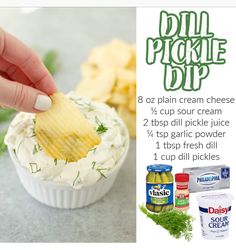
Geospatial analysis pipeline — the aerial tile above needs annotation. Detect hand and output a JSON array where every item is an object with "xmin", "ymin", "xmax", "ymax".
[{"xmin": 0, "ymin": 28, "xmax": 57, "ymax": 113}]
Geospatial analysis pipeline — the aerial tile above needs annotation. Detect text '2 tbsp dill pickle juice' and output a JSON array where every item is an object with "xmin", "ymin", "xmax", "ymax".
[{"xmin": 146, "ymin": 164, "xmax": 174, "ymax": 212}]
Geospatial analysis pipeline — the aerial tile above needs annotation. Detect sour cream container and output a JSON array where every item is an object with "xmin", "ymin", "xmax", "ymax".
[{"xmin": 197, "ymin": 192, "xmax": 233, "ymax": 240}]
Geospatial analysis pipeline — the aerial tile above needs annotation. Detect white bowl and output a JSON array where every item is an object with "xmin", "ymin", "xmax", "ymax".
[{"xmin": 8, "ymin": 136, "xmax": 129, "ymax": 209}]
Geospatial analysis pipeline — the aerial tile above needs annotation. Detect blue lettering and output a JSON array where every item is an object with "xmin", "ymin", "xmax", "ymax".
[{"xmin": 208, "ymin": 216, "xmax": 229, "ymax": 228}]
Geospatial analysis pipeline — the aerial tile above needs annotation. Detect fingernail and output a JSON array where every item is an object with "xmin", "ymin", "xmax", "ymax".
[{"xmin": 34, "ymin": 95, "xmax": 51, "ymax": 111}]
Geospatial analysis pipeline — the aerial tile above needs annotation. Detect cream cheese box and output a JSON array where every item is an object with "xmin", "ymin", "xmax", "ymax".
[{"xmin": 183, "ymin": 165, "xmax": 230, "ymax": 193}]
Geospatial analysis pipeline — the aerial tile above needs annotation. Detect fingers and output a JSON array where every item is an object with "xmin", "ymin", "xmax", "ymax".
[
  {"xmin": 0, "ymin": 70, "xmax": 11, "ymax": 80},
  {"xmin": 0, "ymin": 76, "xmax": 52, "ymax": 113},
  {"xmin": 0, "ymin": 28, "xmax": 57, "ymax": 95},
  {"xmin": 0, "ymin": 57, "xmax": 33, "ymax": 86}
]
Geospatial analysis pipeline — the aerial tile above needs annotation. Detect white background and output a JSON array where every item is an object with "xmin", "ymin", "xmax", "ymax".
[
  {"xmin": 137, "ymin": 7, "xmax": 236, "ymax": 248},
  {"xmin": 1, "ymin": 0, "xmax": 236, "ymax": 7},
  {"xmin": 1, "ymin": 1, "xmax": 236, "ymax": 249}
]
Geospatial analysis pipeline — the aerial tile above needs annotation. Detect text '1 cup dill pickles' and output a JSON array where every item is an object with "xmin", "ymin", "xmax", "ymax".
[{"xmin": 146, "ymin": 164, "xmax": 174, "ymax": 213}]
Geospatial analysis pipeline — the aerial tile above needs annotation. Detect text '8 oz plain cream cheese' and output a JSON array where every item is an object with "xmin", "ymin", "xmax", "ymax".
[{"xmin": 197, "ymin": 192, "xmax": 233, "ymax": 240}]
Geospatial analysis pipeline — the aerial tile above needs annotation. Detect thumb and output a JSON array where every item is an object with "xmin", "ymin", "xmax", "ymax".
[{"xmin": 0, "ymin": 76, "xmax": 52, "ymax": 113}]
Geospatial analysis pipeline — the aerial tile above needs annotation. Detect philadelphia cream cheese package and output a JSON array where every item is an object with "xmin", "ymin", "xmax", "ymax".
[{"xmin": 183, "ymin": 165, "xmax": 230, "ymax": 193}]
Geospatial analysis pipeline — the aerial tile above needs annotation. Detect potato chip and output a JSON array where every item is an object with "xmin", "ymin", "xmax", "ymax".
[
  {"xmin": 75, "ymin": 39, "xmax": 137, "ymax": 137},
  {"xmin": 35, "ymin": 92, "xmax": 100, "ymax": 162},
  {"xmin": 127, "ymin": 44, "xmax": 136, "ymax": 70},
  {"xmin": 117, "ymin": 68, "xmax": 136, "ymax": 86},
  {"xmin": 128, "ymin": 85, "xmax": 136, "ymax": 112},
  {"xmin": 108, "ymin": 39, "xmax": 133, "ymax": 68},
  {"xmin": 86, "ymin": 39, "xmax": 132, "ymax": 69},
  {"xmin": 87, "ymin": 47, "xmax": 111, "ymax": 69},
  {"xmin": 76, "ymin": 68, "xmax": 115, "ymax": 101},
  {"xmin": 81, "ymin": 63, "xmax": 99, "ymax": 78},
  {"xmin": 108, "ymin": 90, "xmax": 128, "ymax": 106},
  {"xmin": 95, "ymin": 93, "xmax": 112, "ymax": 103}
]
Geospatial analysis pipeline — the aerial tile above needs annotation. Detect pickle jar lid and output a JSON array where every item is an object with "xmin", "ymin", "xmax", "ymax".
[{"xmin": 147, "ymin": 164, "xmax": 172, "ymax": 172}]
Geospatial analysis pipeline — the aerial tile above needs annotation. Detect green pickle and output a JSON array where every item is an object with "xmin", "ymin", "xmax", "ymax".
[
  {"xmin": 146, "ymin": 171, "xmax": 156, "ymax": 183},
  {"xmin": 146, "ymin": 164, "xmax": 174, "ymax": 213},
  {"xmin": 153, "ymin": 205, "xmax": 161, "ymax": 212},
  {"xmin": 166, "ymin": 171, "xmax": 174, "ymax": 182},
  {"xmin": 161, "ymin": 205, "xmax": 166, "ymax": 212},
  {"xmin": 160, "ymin": 172, "xmax": 169, "ymax": 183},
  {"xmin": 146, "ymin": 204, "xmax": 154, "ymax": 211},
  {"xmin": 155, "ymin": 172, "xmax": 162, "ymax": 183}
]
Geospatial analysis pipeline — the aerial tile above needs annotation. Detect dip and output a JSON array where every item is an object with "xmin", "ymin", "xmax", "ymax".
[{"xmin": 5, "ymin": 92, "xmax": 128, "ymax": 190}]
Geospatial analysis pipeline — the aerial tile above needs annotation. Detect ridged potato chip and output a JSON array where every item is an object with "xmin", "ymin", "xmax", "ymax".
[
  {"xmin": 87, "ymin": 39, "xmax": 132, "ymax": 69},
  {"xmin": 35, "ymin": 92, "xmax": 100, "ymax": 162},
  {"xmin": 128, "ymin": 85, "xmax": 136, "ymax": 112},
  {"xmin": 108, "ymin": 91, "xmax": 127, "ymax": 106},
  {"xmin": 76, "ymin": 68, "xmax": 115, "ymax": 102},
  {"xmin": 117, "ymin": 68, "xmax": 136, "ymax": 86}
]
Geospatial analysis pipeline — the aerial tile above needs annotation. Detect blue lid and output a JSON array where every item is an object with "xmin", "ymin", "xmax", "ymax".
[{"xmin": 147, "ymin": 164, "xmax": 172, "ymax": 172}]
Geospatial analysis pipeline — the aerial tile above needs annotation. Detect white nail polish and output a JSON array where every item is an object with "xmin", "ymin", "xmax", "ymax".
[{"xmin": 34, "ymin": 95, "xmax": 52, "ymax": 111}]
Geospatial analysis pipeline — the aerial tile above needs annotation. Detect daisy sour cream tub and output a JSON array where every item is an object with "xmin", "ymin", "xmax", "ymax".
[{"xmin": 197, "ymin": 192, "xmax": 233, "ymax": 240}]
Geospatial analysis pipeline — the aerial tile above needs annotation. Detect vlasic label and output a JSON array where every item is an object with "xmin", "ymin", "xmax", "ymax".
[{"xmin": 146, "ymin": 183, "xmax": 173, "ymax": 205}]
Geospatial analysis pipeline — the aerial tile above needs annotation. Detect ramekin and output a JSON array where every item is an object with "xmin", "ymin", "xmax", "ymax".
[{"xmin": 8, "ymin": 132, "xmax": 129, "ymax": 209}]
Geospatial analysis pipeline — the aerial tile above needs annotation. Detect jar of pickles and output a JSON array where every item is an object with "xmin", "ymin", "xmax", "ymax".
[{"xmin": 146, "ymin": 164, "xmax": 174, "ymax": 213}]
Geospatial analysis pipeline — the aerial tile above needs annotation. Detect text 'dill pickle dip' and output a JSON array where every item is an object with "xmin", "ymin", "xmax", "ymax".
[{"xmin": 146, "ymin": 164, "xmax": 174, "ymax": 212}]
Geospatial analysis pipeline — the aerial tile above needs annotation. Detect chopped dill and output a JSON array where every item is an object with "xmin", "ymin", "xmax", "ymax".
[
  {"xmin": 70, "ymin": 98, "xmax": 94, "ymax": 112},
  {"xmin": 16, "ymin": 138, "xmax": 25, "ymax": 154},
  {"xmin": 54, "ymin": 158, "xmax": 58, "ymax": 166},
  {"xmin": 97, "ymin": 168, "xmax": 107, "ymax": 178},
  {"xmin": 91, "ymin": 161, "xmax": 96, "ymax": 169},
  {"xmin": 29, "ymin": 162, "xmax": 41, "ymax": 173},
  {"xmin": 30, "ymin": 128, "xmax": 36, "ymax": 137},
  {"xmin": 38, "ymin": 144, "xmax": 42, "ymax": 151},
  {"xmin": 33, "ymin": 145, "xmax": 38, "ymax": 155},
  {"xmin": 89, "ymin": 147, "xmax": 97, "ymax": 153},
  {"xmin": 96, "ymin": 123, "xmax": 108, "ymax": 135},
  {"xmin": 95, "ymin": 116, "xmax": 108, "ymax": 135},
  {"xmin": 32, "ymin": 144, "xmax": 42, "ymax": 155},
  {"xmin": 95, "ymin": 116, "xmax": 101, "ymax": 125},
  {"xmin": 73, "ymin": 171, "xmax": 80, "ymax": 186},
  {"xmin": 83, "ymin": 101, "xmax": 95, "ymax": 112}
]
